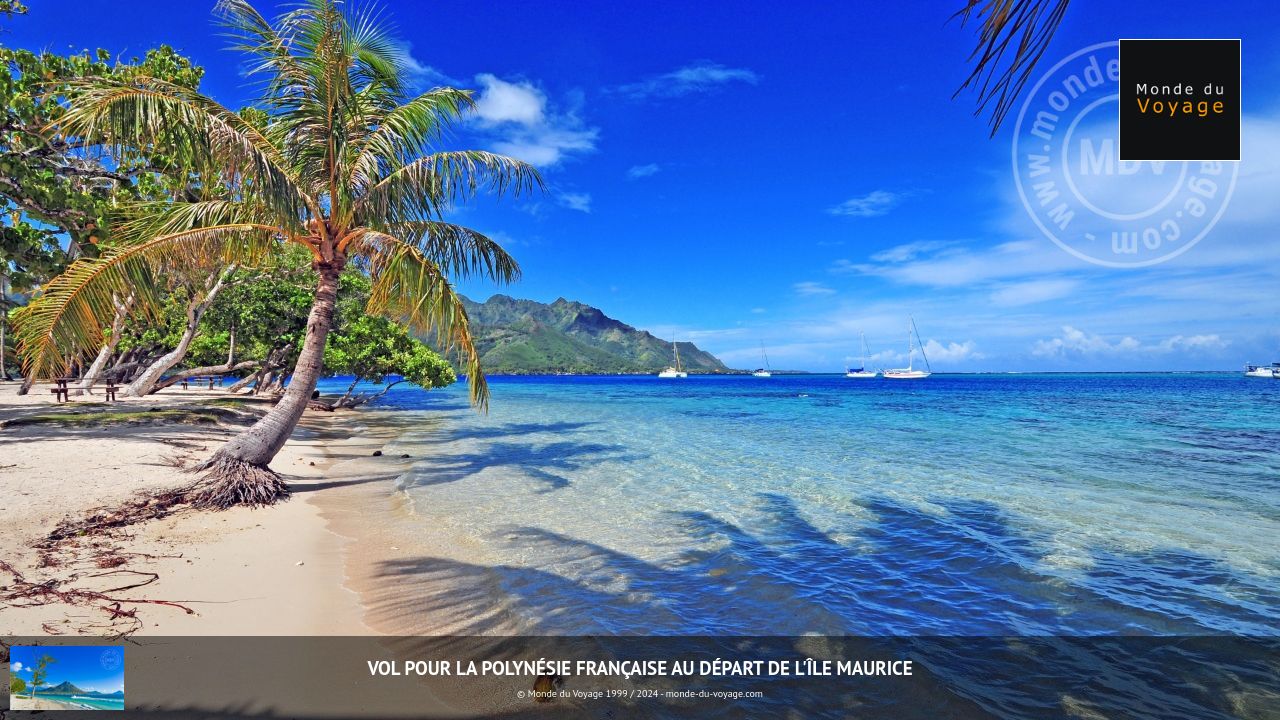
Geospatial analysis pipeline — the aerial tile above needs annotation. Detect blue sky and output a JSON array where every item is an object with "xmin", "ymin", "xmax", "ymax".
[
  {"xmin": 10, "ymin": 646, "xmax": 124, "ymax": 693},
  {"xmin": 8, "ymin": 0, "xmax": 1280, "ymax": 370}
]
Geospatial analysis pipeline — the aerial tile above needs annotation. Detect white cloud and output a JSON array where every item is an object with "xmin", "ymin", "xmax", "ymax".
[
  {"xmin": 923, "ymin": 339, "xmax": 984, "ymax": 363},
  {"xmin": 1032, "ymin": 326, "xmax": 1139, "ymax": 357},
  {"xmin": 828, "ymin": 190, "xmax": 909, "ymax": 218},
  {"xmin": 471, "ymin": 74, "xmax": 597, "ymax": 167},
  {"xmin": 793, "ymin": 281, "xmax": 836, "ymax": 297},
  {"xmin": 10, "ymin": 662, "xmax": 21, "ymax": 672},
  {"xmin": 616, "ymin": 61, "xmax": 757, "ymax": 99},
  {"xmin": 473, "ymin": 74, "xmax": 545, "ymax": 124},
  {"xmin": 750, "ymin": 307, "xmax": 767, "ymax": 314},
  {"xmin": 869, "ymin": 240, "xmax": 957, "ymax": 264},
  {"xmin": 397, "ymin": 44, "xmax": 462, "ymax": 88},
  {"xmin": 1031, "ymin": 326, "xmax": 1225, "ymax": 357},
  {"xmin": 557, "ymin": 192, "xmax": 592, "ymax": 213},
  {"xmin": 627, "ymin": 163, "xmax": 661, "ymax": 179},
  {"xmin": 1153, "ymin": 334, "xmax": 1227, "ymax": 352},
  {"xmin": 988, "ymin": 279, "xmax": 1078, "ymax": 307}
]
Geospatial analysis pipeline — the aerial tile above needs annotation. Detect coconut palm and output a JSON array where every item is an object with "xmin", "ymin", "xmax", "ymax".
[
  {"xmin": 954, "ymin": 0, "xmax": 1072, "ymax": 135},
  {"xmin": 15, "ymin": 0, "xmax": 541, "ymax": 507}
]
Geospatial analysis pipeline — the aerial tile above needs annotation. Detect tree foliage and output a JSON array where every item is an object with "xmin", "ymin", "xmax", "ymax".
[
  {"xmin": 0, "ymin": 45, "xmax": 203, "ymax": 255},
  {"xmin": 325, "ymin": 273, "xmax": 454, "ymax": 401},
  {"xmin": 15, "ymin": 0, "xmax": 539, "ymax": 413}
]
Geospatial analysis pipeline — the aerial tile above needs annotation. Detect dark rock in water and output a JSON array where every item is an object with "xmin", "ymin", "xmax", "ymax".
[
  {"xmin": 372, "ymin": 450, "xmax": 382, "ymax": 457},
  {"xmin": 400, "ymin": 453, "xmax": 410, "ymax": 458}
]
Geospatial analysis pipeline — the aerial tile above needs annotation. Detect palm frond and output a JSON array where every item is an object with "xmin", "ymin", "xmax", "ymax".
[
  {"xmin": 359, "ymin": 231, "xmax": 489, "ymax": 410},
  {"xmin": 14, "ymin": 225, "xmax": 282, "ymax": 379},
  {"xmin": 55, "ymin": 74, "xmax": 320, "ymax": 222},
  {"xmin": 358, "ymin": 150, "xmax": 544, "ymax": 224},
  {"xmin": 348, "ymin": 87, "xmax": 475, "ymax": 193},
  {"xmin": 953, "ymin": 0, "xmax": 1071, "ymax": 135},
  {"xmin": 347, "ymin": 221, "xmax": 520, "ymax": 283},
  {"xmin": 214, "ymin": 0, "xmax": 312, "ymax": 104}
]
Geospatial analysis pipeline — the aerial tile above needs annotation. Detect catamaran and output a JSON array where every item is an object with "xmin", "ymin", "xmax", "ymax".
[
  {"xmin": 752, "ymin": 341, "xmax": 772, "ymax": 377},
  {"xmin": 883, "ymin": 318, "xmax": 931, "ymax": 379},
  {"xmin": 846, "ymin": 332, "xmax": 878, "ymax": 378},
  {"xmin": 1244, "ymin": 363, "xmax": 1279, "ymax": 378},
  {"xmin": 658, "ymin": 339, "xmax": 688, "ymax": 378}
]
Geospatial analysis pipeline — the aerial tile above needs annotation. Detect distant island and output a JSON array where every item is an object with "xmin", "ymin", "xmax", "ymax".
[
  {"xmin": 39, "ymin": 680, "xmax": 86, "ymax": 695},
  {"xmin": 458, "ymin": 295, "xmax": 730, "ymax": 375}
]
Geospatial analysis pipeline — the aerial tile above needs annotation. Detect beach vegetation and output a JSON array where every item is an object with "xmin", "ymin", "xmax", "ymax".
[
  {"xmin": 0, "ymin": 44, "xmax": 204, "ymax": 388},
  {"xmin": 1, "ymin": 408, "xmax": 227, "ymax": 429},
  {"xmin": 9, "ymin": 674, "xmax": 24, "ymax": 694},
  {"xmin": 29, "ymin": 653, "xmax": 52, "ymax": 699},
  {"xmin": 13, "ymin": 0, "xmax": 539, "ymax": 507}
]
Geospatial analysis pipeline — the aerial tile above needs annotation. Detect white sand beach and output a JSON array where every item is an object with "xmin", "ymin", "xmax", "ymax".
[{"xmin": 0, "ymin": 382, "xmax": 394, "ymax": 637}]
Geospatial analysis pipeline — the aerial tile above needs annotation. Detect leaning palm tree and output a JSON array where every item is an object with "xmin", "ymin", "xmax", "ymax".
[{"xmin": 15, "ymin": 0, "xmax": 541, "ymax": 507}]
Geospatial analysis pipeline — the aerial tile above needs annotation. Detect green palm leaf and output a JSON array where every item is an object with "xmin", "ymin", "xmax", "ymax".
[
  {"xmin": 358, "ymin": 231, "xmax": 489, "ymax": 410},
  {"xmin": 15, "ymin": 225, "xmax": 281, "ymax": 379}
]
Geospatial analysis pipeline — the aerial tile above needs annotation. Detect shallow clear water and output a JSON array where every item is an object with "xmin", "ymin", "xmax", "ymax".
[{"xmin": 324, "ymin": 373, "xmax": 1280, "ymax": 637}]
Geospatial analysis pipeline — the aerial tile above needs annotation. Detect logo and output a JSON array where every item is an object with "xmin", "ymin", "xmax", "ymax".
[
  {"xmin": 100, "ymin": 647, "xmax": 122, "ymax": 671},
  {"xmin": 1119, "ymin": 39, "xmax": 1240, "ymax": 161},
  {"xmin": 1012, "ymin": 42, "xmax": 1238, "ymax": 267}
]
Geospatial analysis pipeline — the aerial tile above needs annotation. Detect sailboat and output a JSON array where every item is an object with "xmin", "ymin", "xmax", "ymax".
[
  {"xmin": 752, "ymin": 341, "xmax": 772, "ymax": 377},
  {"xmin": 883, "ymin": 318, "xmax": 931, "ymax": 379},
  {"xmin": 846, "ymin": 332, "xmax": 878, "ymax": 378},
  {"xmin": 658, "ymin": 338, "xmax": 688, "ymax": 378},
  {"xmin": 1244, "ymin": 362, "xmax": 1279, "ymax": 378}
]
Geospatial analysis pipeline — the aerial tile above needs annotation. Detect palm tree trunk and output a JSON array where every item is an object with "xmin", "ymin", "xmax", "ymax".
[{"xmin": 191, "ymin": 264, "xmax": 342, "ymax": 507}]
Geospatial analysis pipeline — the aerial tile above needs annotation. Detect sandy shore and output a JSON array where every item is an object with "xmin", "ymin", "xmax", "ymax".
[
  {"xmin": 0, "ymin": 381, "xmax": 407, "ymax": 637},
  {"xmin": 0, "ymin": 381, "xmax": 576, "ymax": 718},
  {"xmin": 8, "ymin": 695, "xmax": 88, "ymax": 710}
]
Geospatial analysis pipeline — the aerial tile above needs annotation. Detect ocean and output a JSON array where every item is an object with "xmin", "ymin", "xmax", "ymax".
[
  {"xmin": 318, "ymin": 373, "xmax": 1280, "ymax": 716},
  {"xmin": 42, "ymin": 695, "xmax": 125, "ymax": 711},
  {"xmin": 334, "ymin": 372, "xmax": 1279, "ymax": 637}
]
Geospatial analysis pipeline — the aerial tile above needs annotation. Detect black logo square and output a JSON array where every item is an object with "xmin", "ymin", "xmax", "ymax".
[{"xmin": 1119, "ymin": 39, "xmax": 1240, "ymax": 161}]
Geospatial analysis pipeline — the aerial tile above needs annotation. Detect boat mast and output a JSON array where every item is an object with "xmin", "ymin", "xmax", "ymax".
[
  {"xmin": 760, "ymin": 341, "xmax": 770, "ymax": 370},
  {"xmin": 860, "ymin": 331, "xmax": 868, "ymax": 369},
  {"xmin": 673, "ymin": 339, "xmax": 682, "ymax": 372},
  {"xmin": 906, "ymin": 323, "xmax": 914, "ymax": 371},
  {"xmin": 911, "ymin": 316, "xmax": 931, "ymax": 373}
]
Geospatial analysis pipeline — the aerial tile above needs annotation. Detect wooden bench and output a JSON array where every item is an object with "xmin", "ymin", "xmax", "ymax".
[
  {"xmin": 49, "ymin": 377, "xmax": 72, "ymax": 402},
  {"xmin": 104, "ymin": 381, "xmax": 118, "ymax": 402},
  {"xmin": 180, "ymin": 376, "xmax": 222, "ymax": 390}
]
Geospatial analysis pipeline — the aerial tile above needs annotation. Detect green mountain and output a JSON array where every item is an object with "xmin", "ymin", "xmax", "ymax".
[
  {"xmin": 41, "ymin": 681, "xmax": 86, "ymax": 695},
  {"xmin": 459, "ymin": 295, "xmax": 729, "ymax": 374}
]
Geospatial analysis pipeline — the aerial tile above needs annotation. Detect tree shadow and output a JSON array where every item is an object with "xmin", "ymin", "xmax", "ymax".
[
  {"xmin": 405, "ymin": 439, "xmax": 643, "ymax": 493},
  {"xmin": 364, "ymin": 492, "xmax": 1279, "ymax": 718},
  {"xmin": 429, "ymin": 420, "xmax": 597, "ymax": 443}
]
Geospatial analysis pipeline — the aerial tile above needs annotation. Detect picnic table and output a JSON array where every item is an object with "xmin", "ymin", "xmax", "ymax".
[{"xmin": 49, "ymin": 378, "xmax": 118, "ymax": 402}]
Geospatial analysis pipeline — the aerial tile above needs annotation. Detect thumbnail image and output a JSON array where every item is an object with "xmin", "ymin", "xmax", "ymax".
[{"xmin": 9, "ymin": 646, "xmax": 124, "ymax": 711}]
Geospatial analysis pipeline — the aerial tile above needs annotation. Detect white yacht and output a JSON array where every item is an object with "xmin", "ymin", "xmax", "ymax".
[
  {"xmin": 752, "ymin": 342, "xmax": 772, "ymax": 377},
  {"xmin": 1244, "ymin": 363, "xmax": 1279, "ymax": 378},
  {"xmin": 883, "ymin": 318, "xmax": 931, "ymax": 380},
  {"xmin": 846, "ymin": 332, "xmax": 878, "ymax": 378},
  {"xmin": 658, "ymin": 339, "xmax": 688, "ymax": 378}
]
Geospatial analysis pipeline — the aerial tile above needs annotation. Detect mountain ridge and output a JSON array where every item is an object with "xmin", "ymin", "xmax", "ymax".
[{"xmin": 457, "ymin": 294, "xmax": 729, "ymax": 375}]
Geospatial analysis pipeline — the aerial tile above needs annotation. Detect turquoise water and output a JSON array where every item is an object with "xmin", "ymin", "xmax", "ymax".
[
  {"xmin": 41, "ymin": 695, "xmax": 124, "ymax": 710},
  {"xmin": 330, "ymin": 373, "xmax": 1280, "ymax": 637}
]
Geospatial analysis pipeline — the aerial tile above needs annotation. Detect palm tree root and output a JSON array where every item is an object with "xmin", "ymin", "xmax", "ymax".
[{"xmin": 187, "ymin": 455, "xmax": 291, "ymax": 509}]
